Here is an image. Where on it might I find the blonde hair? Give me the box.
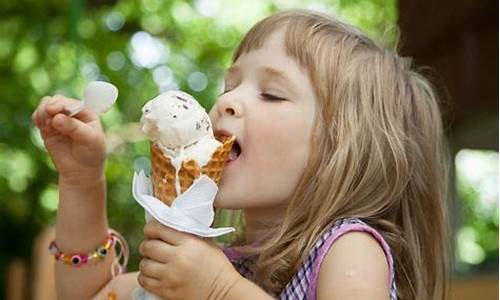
[222,9,451,299]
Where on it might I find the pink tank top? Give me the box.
[223,218,398,299]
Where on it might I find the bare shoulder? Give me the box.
[317,231,390,300]
[91,271,139,300]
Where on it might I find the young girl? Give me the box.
[32,9,450,300]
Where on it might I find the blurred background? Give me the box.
[0,0,497,299]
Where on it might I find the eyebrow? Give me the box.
[223,65,298,95]
[261,67,298,95]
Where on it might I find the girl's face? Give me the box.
[209,30,317,213]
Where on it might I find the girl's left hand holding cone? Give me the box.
[138,220,242,300]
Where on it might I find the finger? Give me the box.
[32,96,48,128]
[46,94,79,115]
[41,117,73,141]
[33,96,52,129]
[137,273,162,296]
[50,113,99,145]
[143,220,189,245]
[47,95,96,123]
[139,257,165,280]
[40,117,62,139]
[34,95,71,130]
[139,239,174,263]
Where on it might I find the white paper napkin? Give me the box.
[132,171,235,237]
[131,171,235,300]
[132,286,160,300]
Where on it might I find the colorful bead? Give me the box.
[71,255,82,265]
[49,242,57,254]
[97,246,108,257]
[107,292,117,300]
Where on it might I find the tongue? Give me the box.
[228,144,240,162]
[228,148,238,162]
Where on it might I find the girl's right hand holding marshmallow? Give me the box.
[32,95,106,184]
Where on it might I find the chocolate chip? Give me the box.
[175,96,188,102]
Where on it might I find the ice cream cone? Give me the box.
[150,135,236,205]
[150,143,177,205]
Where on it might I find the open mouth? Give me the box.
[228,141,241,163]
[214,129,241,164]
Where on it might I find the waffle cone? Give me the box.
[150,135,236,205]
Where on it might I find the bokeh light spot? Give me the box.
[14,44,38,72]
[106,11,125,31]
[130,31,169,69]
[187,71,208,92]
[40,184,59,212]
[107,51,126,71]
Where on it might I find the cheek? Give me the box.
[215,108,312,209]
[252,116,310,189]
[250,115,310,170]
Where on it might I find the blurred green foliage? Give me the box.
[455,150,499,274]
[0,0,403,296]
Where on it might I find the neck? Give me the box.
[243,205,286,245]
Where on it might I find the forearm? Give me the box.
[55,175,114,299]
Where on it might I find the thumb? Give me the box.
[51,113,100,145]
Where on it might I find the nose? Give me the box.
[216,92,243,118]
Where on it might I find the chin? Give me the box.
[213,186,244,209]
[213,191,235,209]
[215,173,234,207]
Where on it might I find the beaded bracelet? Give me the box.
[48,233,115,266]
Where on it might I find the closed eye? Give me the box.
[261,93,286,101]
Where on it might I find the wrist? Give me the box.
[59,172,105,188]
[219,276,244,300]
[209,268,243,300]
[219,275,274,300]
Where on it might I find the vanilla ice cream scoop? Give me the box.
[141,90,214,149]
[140,90,222,169]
